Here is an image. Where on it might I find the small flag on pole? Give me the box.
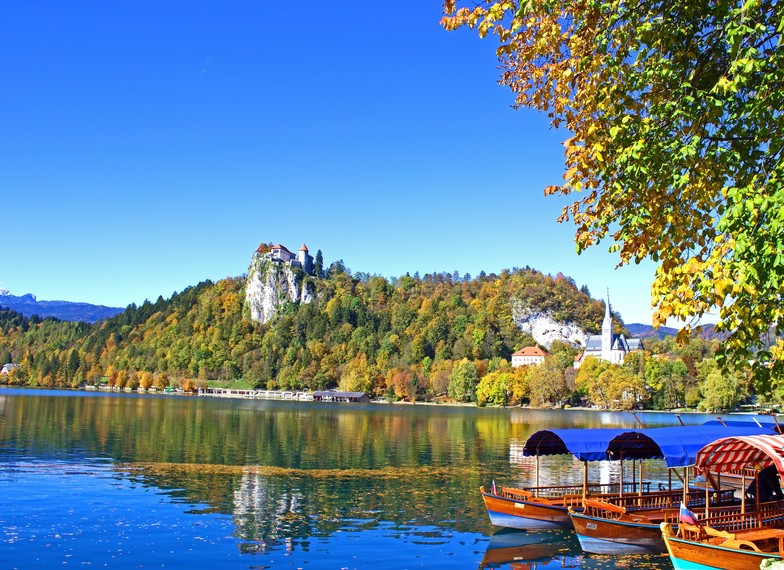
[492,480,497,495]
[679,501,698,525]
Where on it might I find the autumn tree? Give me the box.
[476,368,513,406]
[442,0,784,391]
[574,356,610,400]
[428,359,454,396]
[528,357,567,407]
[596,366,649,410]
[508,364,531,404]
[386,367,413,400]
[139,371,154,391]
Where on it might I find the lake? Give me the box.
[0,388,734,569]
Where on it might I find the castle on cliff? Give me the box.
[260,243,314,275]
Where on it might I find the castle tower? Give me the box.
[601,289,613,362]
[298,244,313,274]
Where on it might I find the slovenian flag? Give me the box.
[679,501,698,525]
[492,480,497,495]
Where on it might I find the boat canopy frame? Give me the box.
[606,425,776,468]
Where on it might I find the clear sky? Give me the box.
[1,1,673,325]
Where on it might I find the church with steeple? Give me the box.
[576,291,644,367]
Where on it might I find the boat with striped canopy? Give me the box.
[661,433,784,569]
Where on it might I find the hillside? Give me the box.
[0,290,124,323]
[0,266,613,397]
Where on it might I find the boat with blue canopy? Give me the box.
[480,427,645,530]
[569,423,778,554]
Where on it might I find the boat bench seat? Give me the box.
[584,499,625,515]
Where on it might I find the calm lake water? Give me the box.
[0,388,746,569]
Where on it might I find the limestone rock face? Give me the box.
[245,251,314,324]
[511,300,588,348]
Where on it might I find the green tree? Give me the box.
[698,359,745,411]
[646,359,691,409]
[442,0,784,391]
[314,249,324,277]
[448,358,479,402]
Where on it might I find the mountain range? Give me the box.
[0,290,124,323]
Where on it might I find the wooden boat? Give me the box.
[481,428,643,530]
[480,482,643,530]
[661,433,784,569]
[569,423,774,554]
[570,490,735,555]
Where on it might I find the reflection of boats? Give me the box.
[482,428,644,530]
[570,424,772,554]
[662,434,784,569]
[480,529,578,568]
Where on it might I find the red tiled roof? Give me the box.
[512,347,547,357]
[270,244,292,254]
[300,244,309,251]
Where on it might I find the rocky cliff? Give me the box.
[244,251,314,324]
[510,300,588,348]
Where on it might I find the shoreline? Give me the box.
[2,383,776,416]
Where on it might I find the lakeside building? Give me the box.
[511,346,548,367]
[312,391,370,403]
[576,291,643,368]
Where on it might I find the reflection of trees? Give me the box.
[0,391,696,556]
[118,460,490,551]
[1,393,515,470]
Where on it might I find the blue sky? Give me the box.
[1,1,671,324]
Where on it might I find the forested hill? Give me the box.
[0,268,611,395]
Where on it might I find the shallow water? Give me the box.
[0,388,730,568]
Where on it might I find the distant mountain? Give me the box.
[0,290,124,323]
[626,323,680,339]
[626,322,723,341]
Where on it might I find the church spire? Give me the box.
[602,289,613,360]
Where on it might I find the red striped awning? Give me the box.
[693,434,784,476]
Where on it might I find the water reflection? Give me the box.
[480,529,574,568]
[480,529,669,569]
[0,388,723,568]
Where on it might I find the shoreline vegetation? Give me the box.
[2,383,773,417]
[0,268,777,413]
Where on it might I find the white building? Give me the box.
[511,346,547,367]
[577,291,643,367]
[263,243,314,274]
